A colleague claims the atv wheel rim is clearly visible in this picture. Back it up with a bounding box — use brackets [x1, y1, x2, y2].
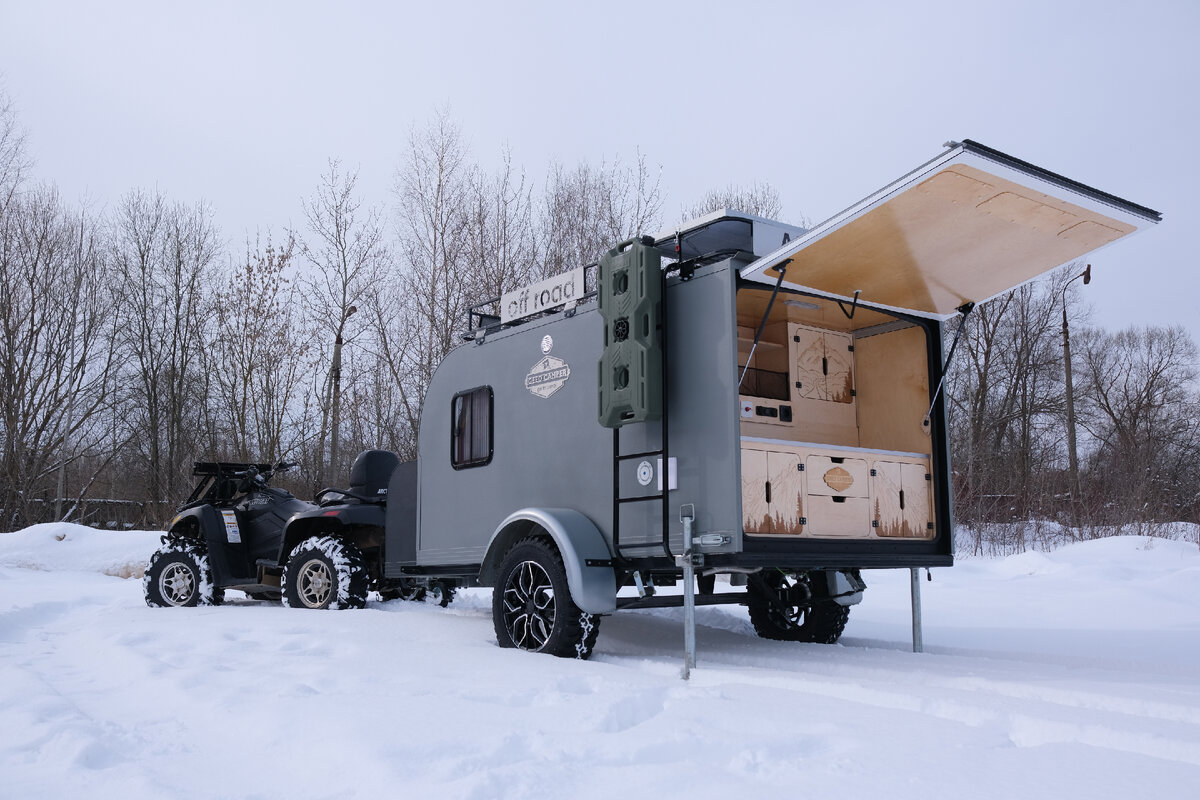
[159, 562, 196, 606]
[297, 559, 334, 608]
[502, 560, 555, 651]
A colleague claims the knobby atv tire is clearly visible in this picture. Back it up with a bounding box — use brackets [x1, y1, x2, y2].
[143, 542, 224, 607]
[492, 537, 600, 659]
[282, 535, 368, 610]
[747, 570, 850, 644]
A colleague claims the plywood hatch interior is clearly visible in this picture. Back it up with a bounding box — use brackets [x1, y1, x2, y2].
[741, 141, 1160, 318]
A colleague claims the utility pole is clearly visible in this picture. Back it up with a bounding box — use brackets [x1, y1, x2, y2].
[329, 304, 357, 485]
[1061, 264, 1090, 532]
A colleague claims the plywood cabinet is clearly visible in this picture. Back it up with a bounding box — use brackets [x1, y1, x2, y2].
[740, 449, 805, 535]
[742, 439, 934, 541]
[789, 323, 855, 404]
[872, 460, 932, 538]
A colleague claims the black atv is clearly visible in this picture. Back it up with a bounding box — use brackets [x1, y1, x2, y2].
[144, 461, 312, 607]
[282, 449, 456, 608]
[144, 450, 450, 610]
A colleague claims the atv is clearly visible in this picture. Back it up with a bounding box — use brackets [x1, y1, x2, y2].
[144, 461, 312, 607]
[144, 450, 452, 610]
[282, 449, 456, 609]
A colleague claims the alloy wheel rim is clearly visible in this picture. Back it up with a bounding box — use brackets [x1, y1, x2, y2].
[159, 562, 196, 605]
[297, 558, 334, 608]
[502, 560, 556, 650]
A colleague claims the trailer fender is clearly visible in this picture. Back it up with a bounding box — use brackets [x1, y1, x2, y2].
[480, 508, 616, 614]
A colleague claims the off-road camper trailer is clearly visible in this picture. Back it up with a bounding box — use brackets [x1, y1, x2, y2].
[374, 140, 1160, 659]
[155, 140, 1153, 661]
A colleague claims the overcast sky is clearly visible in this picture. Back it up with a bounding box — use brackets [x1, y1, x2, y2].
[2, 0, 1196, 339]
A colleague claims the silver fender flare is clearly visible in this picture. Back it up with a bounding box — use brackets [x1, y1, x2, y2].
[480, 508, 616, 614]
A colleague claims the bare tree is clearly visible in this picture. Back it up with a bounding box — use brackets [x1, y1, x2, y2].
[0, 90, 31, 212]
[203, 233, 313, 462]
[0, 186, 117, 528]
[946, 266, 1087, 536]
[684, 181, 785, 221]
[375, 109, 474, 453]
[111, 190, 219, 524]
[465, 145, 537, 304]
[1078, 324, 1200, 526]
[298, 159, 388, 487]
[537, 151, 662, 278]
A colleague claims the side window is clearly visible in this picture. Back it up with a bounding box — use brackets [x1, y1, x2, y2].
[451, 386, 493, 469]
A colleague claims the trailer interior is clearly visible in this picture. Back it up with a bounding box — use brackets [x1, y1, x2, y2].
[736, 288, 937, 542]
[732, 139, 1161, 550]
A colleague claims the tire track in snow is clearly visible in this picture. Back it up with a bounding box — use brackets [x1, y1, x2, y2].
[679, 664, 1200, 767]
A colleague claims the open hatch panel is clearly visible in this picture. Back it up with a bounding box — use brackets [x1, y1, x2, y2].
[740, 140, 1161, 318]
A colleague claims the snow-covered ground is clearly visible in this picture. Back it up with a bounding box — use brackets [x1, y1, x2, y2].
[2, 524, 1198, 798]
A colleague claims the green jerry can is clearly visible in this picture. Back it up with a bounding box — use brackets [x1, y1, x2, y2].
[597, 237, 663, 427]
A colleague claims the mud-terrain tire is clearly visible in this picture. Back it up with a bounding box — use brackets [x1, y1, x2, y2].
[747, 570, 850, 644]
[282, 535, 368, 610]
[492, 537, 600, 659]
[144, 543, 224, 607]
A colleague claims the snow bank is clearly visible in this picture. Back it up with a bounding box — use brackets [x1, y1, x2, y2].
[957, 520, 1200, 557]
[0, 522, 160, 578]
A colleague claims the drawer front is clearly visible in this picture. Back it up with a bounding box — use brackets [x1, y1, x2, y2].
[805, 495, 872, 538]
[805, 456, 870, 497]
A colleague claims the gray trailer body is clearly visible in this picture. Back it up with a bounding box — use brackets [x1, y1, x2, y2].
[410, 257, 748, 562]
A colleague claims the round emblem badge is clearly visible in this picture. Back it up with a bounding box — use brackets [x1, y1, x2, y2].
[540, 335, 553, 354]
[636, 460, 654, 486]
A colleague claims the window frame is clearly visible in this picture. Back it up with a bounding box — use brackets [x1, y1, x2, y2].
[450, 385, 494, 470]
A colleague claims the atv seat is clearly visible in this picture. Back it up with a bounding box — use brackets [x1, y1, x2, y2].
[318, 449, 400, 506]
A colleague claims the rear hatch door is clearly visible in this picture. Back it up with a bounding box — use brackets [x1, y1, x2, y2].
[740, 140, 1161, 317]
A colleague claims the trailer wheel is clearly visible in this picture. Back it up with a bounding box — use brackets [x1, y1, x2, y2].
[747, 570, 850, 644]
[144, 543, 224, 608]
[282, 535, 368, 610]
[492, 538, 600, 659]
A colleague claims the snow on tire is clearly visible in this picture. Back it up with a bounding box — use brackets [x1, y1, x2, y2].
[492, 537, 601, 659]
[282, 535, 368, 610]
[143, 542, 224, 608]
